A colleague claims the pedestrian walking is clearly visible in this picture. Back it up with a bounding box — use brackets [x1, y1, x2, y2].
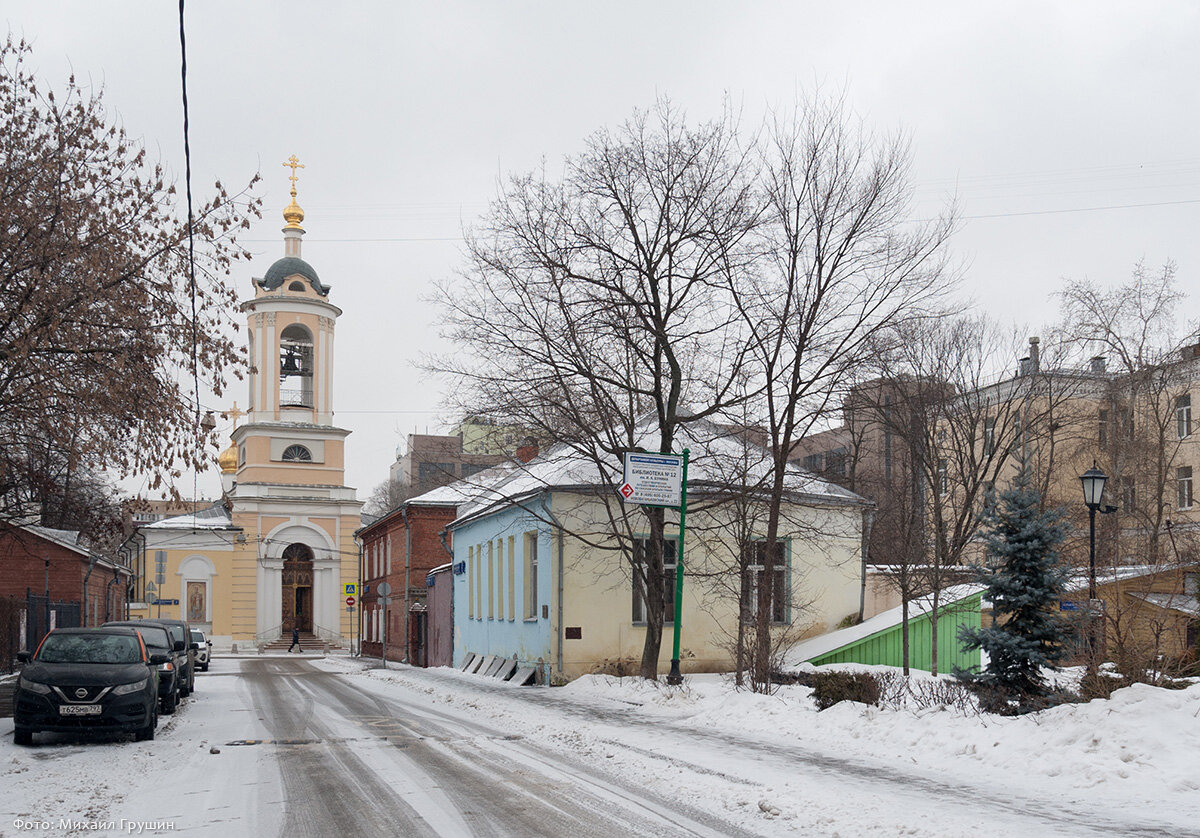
[288, 626, 302, 653]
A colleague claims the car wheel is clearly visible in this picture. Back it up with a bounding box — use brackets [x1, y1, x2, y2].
[14, 728, 33, 747]
[162, 691, 177, 715]
[179, 677, 190, 698]
[201, 664, 209, 672]
[135, 710, 155, 742]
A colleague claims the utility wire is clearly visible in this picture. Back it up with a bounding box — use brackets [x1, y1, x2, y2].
[178, 0, 201, 524]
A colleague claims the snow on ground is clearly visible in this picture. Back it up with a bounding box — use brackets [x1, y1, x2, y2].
[0, 656, 283, 837]
[316, 657, 1200, 835]
[2, 654, 1197, 836]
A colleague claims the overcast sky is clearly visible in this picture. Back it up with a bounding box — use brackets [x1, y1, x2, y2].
[8, 1, 1200, 500]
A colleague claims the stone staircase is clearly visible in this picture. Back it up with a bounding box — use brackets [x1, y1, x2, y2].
[257, 632, 333, 654]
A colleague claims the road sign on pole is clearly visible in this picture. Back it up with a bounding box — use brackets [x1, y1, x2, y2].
[346, 596, 356, 607]
[619, 452, 684, 507]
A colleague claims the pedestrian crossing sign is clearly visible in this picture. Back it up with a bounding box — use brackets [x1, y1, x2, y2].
[343, 583, 356, 596]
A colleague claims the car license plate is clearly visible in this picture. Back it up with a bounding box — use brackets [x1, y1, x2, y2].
[59, 704, 102, 716]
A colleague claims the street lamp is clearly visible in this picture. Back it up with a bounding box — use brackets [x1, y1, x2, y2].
[1079, 463, 1114, 671]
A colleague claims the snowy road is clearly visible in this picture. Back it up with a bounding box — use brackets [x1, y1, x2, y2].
[2, 655, 1198, 837]
[242, 657, 749, 837]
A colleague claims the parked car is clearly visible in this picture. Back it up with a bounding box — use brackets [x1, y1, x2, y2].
[12, 627, 164, 746]
[190, 629, 212, 672]
[103, 621, 183, 714]
[142, 619, 196, 696]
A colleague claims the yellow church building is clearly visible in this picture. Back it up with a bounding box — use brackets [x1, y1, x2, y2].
[132, 162, 363, 650]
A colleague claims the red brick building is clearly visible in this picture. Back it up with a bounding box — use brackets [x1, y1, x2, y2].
[0, 524, 132, 628]
[359, 496, 458, 664]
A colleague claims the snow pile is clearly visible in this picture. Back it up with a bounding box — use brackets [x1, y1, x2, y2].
[330, 657, 1200, 833]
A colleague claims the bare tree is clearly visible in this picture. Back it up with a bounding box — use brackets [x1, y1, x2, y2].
[730, 98, 956, 688]
[1057, 261, 1200, 683]
[861, 317, 1085, 675]
[0, 38, 261, 526]
[432, 99, 761, 679]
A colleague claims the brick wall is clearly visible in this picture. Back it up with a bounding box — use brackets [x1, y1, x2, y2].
[360, 504, 456, 661]
[0, 527, 127, 625]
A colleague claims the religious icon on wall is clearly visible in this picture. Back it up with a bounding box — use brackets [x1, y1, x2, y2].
[187, 581, 206, 623]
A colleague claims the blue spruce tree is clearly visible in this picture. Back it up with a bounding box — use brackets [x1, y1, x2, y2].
[957, 467, 1071, 710]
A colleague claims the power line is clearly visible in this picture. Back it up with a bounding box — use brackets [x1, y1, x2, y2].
[178, 0, 200, 520]
[961, 197, 1200, 221]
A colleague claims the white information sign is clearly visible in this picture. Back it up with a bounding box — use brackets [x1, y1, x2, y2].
[619, 452, 683, 507]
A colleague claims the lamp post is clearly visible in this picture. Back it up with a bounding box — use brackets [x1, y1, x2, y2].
[1079, 463, 1110, 673]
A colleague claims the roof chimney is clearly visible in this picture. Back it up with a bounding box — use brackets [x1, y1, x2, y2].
[1090, 355, 1107, 374]
[1028, 336, 1039, 372]
[515, 437, 539, 464]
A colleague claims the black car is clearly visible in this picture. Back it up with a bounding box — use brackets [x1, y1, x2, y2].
[103, 621, 183, 714]
[141, 620, 196, 697]
[13, 627, 165, 746]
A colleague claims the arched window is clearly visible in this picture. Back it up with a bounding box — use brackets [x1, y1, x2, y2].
[282, 444, 312, 462]
[282, 543, 314, 563]
[288, 281, 306, 292]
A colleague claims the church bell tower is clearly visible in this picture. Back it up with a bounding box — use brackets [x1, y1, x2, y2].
[224, 157, 362, 644]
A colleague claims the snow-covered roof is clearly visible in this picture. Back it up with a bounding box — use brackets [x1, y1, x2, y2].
[1126, 591, 1200, 617]
[144, 502, 234, 530]
[1063, 564, 1197, 594]
[788, 584, 985, 664]
[24, 524, 85, 553]
[419, 416, 867, 530]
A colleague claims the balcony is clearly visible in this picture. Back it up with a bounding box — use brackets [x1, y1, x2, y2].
[279, 389, 313, 408]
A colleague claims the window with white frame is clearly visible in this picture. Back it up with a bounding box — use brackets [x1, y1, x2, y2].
[487, 541, 494, 620]
[468, 545, 475, 619]
[1178, 466, 1194, 510]
[741, 540, 788, 624]
[632, 537, 677, 624]
[983, 416, 997, 456]
[507, 535, 516, 620]
[524, 532, 538, 619]
[496, 538, 504, 621]
[1178, 394, 1192, 440]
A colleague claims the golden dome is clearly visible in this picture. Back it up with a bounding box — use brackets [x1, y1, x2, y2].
[218, 442, 239, 475]
[283, 191, 305, 229]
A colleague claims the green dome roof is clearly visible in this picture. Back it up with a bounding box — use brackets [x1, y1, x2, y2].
[257, 256, 330, 296]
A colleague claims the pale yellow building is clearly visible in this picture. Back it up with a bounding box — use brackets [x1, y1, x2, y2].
[134, 164, 362, 649]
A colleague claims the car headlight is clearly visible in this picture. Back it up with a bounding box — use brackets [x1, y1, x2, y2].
[18, 675, 51, 695]
[157, 661, 174, 671]
[113, 677, 149, 695]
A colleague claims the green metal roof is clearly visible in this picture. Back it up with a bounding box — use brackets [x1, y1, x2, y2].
[257, 256, 330, 296]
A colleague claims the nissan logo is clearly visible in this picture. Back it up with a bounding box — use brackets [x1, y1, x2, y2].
[74, 688, 88, 699]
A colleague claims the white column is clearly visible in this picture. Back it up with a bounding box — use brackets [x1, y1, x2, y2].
[258, 557, 284, 637]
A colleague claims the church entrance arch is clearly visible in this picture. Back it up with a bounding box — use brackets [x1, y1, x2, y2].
[281, 543, 314, 632]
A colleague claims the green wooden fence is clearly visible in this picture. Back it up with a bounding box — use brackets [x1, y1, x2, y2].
[806, 592, 982, 673]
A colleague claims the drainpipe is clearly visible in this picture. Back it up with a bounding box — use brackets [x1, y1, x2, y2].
[858, 507, 876, 624]
[401, 505, 412, 664]
[538, 492, 565, 680]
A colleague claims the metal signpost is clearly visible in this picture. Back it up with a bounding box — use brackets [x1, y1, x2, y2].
[620, 449, 690, 685]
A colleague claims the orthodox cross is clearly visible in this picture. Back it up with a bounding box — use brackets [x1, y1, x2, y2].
[224, 401, 246, 428]
[283, 155, 305, 191]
